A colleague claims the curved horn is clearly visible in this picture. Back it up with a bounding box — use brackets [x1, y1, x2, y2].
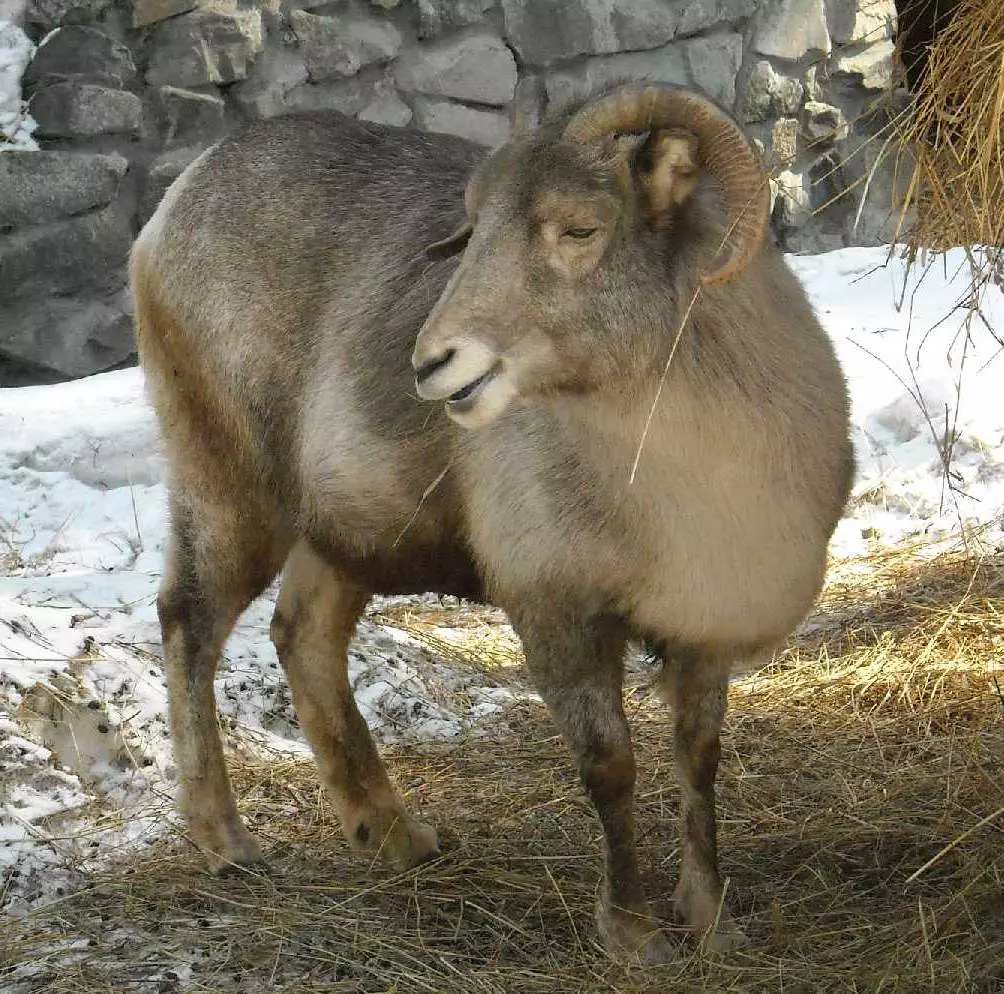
[563, 84, 770, 285]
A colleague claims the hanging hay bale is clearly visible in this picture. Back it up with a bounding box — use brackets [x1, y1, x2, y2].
[894, 0, 1004, 254]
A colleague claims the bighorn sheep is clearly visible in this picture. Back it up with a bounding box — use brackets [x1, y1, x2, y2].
[131, 82, 853, 962]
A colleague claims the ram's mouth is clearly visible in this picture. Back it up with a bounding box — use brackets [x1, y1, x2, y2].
[446, 368, 496, 411]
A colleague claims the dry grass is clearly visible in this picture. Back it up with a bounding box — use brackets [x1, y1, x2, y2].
[2, 544, 1002, 993]
[893, 0, 1004, 253]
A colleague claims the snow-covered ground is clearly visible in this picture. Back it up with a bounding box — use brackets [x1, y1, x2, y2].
[1, 246, 1002, 916]
[0, 19, 36, 150]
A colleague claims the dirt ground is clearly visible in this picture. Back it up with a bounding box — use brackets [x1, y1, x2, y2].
[2, 544, 1002, 993]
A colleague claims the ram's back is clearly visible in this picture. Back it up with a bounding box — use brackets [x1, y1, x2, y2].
[131, 113, 485, 594]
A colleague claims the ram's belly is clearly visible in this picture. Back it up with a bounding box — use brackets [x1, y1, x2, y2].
[624, 463, 833, 653]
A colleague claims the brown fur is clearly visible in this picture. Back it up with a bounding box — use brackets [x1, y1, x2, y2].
[132, 92, 853, 963]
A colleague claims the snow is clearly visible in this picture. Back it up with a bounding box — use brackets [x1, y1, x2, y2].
[0, 20, 36, 150]
[1, 245, 1002, 915]
[789, 248, 1004, 553]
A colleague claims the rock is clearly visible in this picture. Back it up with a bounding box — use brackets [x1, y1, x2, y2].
[509, 74, 546, 135]
[139, 145, 203, 223]
[413, 96, 506, 147]
[230, 43, 308, 119]
[676, 0, 756, 37]
[31, 82, 142, 138]
[158, 86, 225, 147]
[24, 0, 111, 33]
[834, 38, 894, 89]
[0, 151, 127, 229]
[772, 168, 810, 229]
[547, 45, 685, 109]
[771, 116, 800, 165]
[0, 292, 134, 381]
[290, 9, 402, 82]
[131, 0, 196, 29]
[803, 63, 820, 99]
[146, 10, 263, 88]
[685, 33, 744, 109]
[502, 0, 680, 66]
[743, 60, 804, 123]
[23, 26, 137, 91]
[836, 135, 911, 244]
[754, 0, 830, 60]
[825, 0, 896, 44]
[358, 83, 412, 126]
[417, 0, 495, 39]
[0, 204, 132, 301]
[280, 77, 374, 117]
[804, 100, 848, 142]
[546, 33, 742, 110]
[394, 30, 515, 106]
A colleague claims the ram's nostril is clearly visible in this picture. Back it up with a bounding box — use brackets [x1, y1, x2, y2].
[414, 348, 456, 383]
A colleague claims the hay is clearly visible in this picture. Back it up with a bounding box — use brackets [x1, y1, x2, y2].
[2, 545, 1002, 993]
[894, 0, 1004, 256]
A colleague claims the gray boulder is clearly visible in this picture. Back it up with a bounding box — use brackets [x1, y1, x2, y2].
[754, 0, 831, 60]
[358, 83, 413, 126]
[139, 145, 203, 224]
[230, 43, 309, 119]
[145, 10, 263, 88]
[31, 83, 142, 138]
[290, 9, 403, 82]
[804, 100, 848, 142]
[394, 30, 515, 106]
[23, 26, 137, 91]
[825, 0, 896, 44]
[834, 38, 895, 90]
[772, 167, 811, 230]
[836, 135, 910, 244]
[158, 86, 226, 147]
[546, 33, 742, 110]
[0, 292, 135, 383]
[417, 0, 496, 39]
[502, 0, 680, 66]
[676, 0, 756, 37]
[686, 33, 744, 108]
[279, 78, 376, 117]
[0, 205, 132, 301]
[24, 0, 112, 33]
[770, 116, 800, 166]
[131, 0, 196, 29]
[743, 60, 804, 123]
[0, 151, 128, 229]
[413, 96, 507, 147]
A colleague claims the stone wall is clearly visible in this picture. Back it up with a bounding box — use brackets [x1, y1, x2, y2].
[1, 0, 904, 384]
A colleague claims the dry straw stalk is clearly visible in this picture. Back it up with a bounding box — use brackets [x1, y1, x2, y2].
[2, 543, 1002, 992]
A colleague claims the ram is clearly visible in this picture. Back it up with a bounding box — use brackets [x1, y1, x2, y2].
[131, 82, 854, 962]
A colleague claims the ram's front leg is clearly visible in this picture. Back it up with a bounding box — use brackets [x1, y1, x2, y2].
[662, 651, 748, 951]
[510, 604, 679, 964]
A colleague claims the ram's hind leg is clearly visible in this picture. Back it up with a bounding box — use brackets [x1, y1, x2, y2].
[270, 541, 439, 869]
[662, 652, 748, 951]
[159, 494, 287, 872]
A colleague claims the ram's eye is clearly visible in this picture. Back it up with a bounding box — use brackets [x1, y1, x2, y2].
[564, 227, 598, 240]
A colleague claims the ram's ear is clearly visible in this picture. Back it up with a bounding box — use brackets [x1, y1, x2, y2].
[635, 128, 700, 218]
[424, 219, 473, 259]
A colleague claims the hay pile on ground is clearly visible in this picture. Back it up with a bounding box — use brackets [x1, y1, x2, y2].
[2, 543, 1002, 993]
[894, 0, 1004, 254]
